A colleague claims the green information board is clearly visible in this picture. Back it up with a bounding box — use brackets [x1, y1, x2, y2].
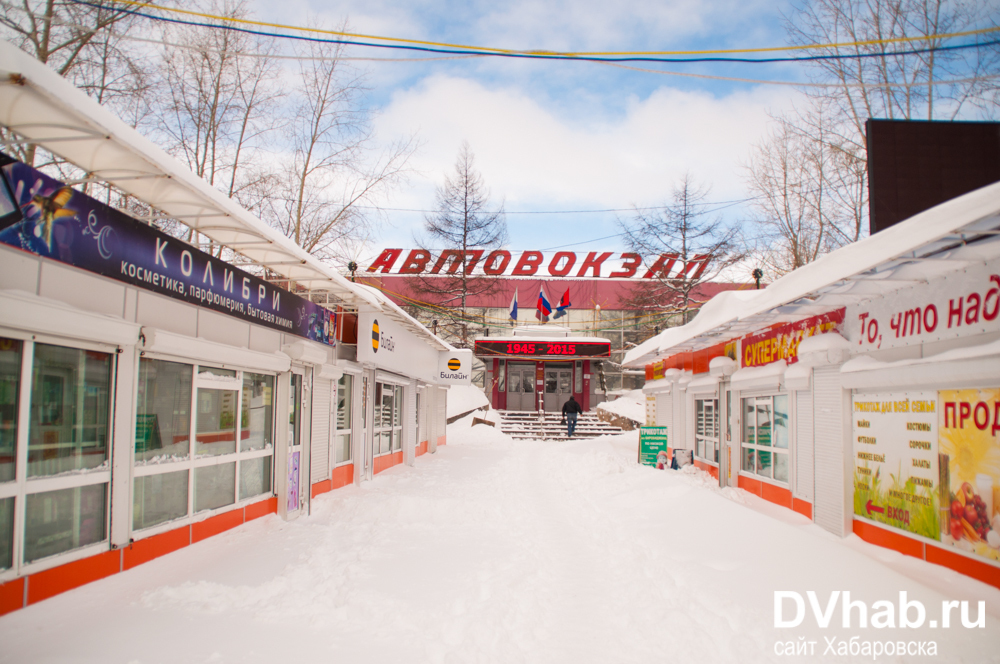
[639, 426, 669, 468]
[135, 413, 162, 454]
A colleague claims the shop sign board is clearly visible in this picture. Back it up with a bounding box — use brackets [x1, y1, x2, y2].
[639, 426, 669, 468]
[845, 260, 1000, 352]
[436, 349, 473, 385]
[367, 248, 712, 280]
[741, 309, 844, 368]
[0, 156, 334, 345]
[852, 392, 939, 539]
[357, 311, 466, 385]
[939, 388, 1000, 565]
[474, 339, 611, 359]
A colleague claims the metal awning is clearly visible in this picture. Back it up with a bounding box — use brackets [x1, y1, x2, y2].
[0, 42, 454, 351]
[0, 41, 374, 307]
[623, 180, 1000, 367]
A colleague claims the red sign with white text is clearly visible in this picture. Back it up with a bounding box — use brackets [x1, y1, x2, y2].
[367, 248, 711, 280]
[741, 309, 845, 368]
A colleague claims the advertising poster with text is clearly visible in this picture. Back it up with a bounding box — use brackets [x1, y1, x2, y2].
[638, 426, 669, 469]
[852, 392, 939, 539]
[939, 388, 1000, 565]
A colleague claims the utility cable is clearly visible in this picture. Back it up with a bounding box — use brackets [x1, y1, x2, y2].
[72, 0, 1000, 59]
[67, 0, 1000, 65]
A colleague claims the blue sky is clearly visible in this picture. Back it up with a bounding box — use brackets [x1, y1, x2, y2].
[250, 0, 811, 263]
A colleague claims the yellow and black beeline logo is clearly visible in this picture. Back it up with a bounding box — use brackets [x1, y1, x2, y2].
[447, 357, 462, 371]
[371, 319, 380, 353]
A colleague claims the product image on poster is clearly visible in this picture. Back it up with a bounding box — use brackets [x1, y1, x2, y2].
[638, 426, 668, 468]
[939, 388, 1000, 564]
[852, 392, 939, 539]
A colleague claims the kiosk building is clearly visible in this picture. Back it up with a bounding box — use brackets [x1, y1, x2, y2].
[0, 43, 467, 615]
[625, 179, 1000, 588]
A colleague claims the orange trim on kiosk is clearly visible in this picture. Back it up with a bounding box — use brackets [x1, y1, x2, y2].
[192, 509, 245, 543]
[27, 549, 121, 605]
[693, 459, 719, 479]
[374, 451, 404, 475]
[0, 577, 25, 617]
[123, 527, 190, 570]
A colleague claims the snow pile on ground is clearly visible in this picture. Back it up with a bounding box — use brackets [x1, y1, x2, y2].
[2, 428, 998, 663]
[596, 389, 644, 423]
[446, 384, 490, 419]
[447, 411, 511, 446]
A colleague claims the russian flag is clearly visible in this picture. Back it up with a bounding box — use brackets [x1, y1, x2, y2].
[536, 285, 552, 321]
[552, 288, 571, 319]
[509, 288, 518, 321]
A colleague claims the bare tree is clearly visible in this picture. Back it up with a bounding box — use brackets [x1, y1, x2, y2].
[786, 0, 1000, 138]
[618, 174, 743, 328]
[414, 141, 508, 347]
[154, 2, 281, 209]
[744, 103, 867, 276]
[1, 0, 145, 166]
[267, 33, 415, 265]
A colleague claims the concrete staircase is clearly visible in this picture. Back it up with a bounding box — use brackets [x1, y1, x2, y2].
[497, 410, 624, 440]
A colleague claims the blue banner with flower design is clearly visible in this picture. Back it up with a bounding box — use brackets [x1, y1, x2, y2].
[0, 155, 333, 345]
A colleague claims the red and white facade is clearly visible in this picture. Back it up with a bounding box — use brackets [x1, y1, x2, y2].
[474, 326, 611, 413]
[625, 180, 1000, 589]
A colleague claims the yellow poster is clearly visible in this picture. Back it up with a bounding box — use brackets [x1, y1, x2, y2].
[939, 388, 1000, 564]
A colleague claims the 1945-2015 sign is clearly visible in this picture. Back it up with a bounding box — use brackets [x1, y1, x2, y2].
[0, 155, 333, 345]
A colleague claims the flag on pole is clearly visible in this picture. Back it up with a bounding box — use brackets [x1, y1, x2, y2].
[536, 285, 552, 322]
[552, 288, 572, 319]
[509, 288, 518, 321]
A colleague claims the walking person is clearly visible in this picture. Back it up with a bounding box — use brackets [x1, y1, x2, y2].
[561, 395, 583, 437]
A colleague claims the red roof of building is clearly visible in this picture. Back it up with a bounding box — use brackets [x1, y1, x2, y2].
[359, 276, 754, 311]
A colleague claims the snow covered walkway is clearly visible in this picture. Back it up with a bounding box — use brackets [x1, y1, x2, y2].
[1, 422, 998, 663]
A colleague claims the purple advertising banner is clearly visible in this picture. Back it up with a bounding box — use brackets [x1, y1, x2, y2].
[0, 156, 334, 345]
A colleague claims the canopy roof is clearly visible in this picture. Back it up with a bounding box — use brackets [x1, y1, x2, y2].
[0, 42, 374, 305]
[624, 179, 1000, 367]
[0, 42, 450, 351]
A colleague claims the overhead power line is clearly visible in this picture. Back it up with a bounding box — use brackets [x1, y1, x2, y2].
[71, 0, 1000, 59]
[69, 0, 1000, 66]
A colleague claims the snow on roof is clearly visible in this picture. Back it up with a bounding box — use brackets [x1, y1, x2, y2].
[624, 180, 1000, 367]
[351, 283, 453, 351]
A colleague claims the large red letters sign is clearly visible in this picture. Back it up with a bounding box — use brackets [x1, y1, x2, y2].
[367, 249, 710, 280]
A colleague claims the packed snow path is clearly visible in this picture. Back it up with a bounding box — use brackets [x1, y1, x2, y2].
[2, 425, 998, 663]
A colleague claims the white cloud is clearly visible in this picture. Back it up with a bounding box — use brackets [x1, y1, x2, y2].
[376, 74, 802, 213]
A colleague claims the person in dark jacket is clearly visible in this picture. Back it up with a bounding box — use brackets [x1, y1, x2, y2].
[561, 396, 583, 437]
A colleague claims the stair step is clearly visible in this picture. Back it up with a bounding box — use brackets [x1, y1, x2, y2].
[495, 409, 624, 440]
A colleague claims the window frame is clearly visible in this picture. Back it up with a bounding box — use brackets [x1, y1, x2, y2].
[738, 391, 792, 486]
[0, 335, 117, 580]
[130, 356, 277, 540]
[373, 381, 404, 458]
[333, 373, 353, 467]
[693, 396, 720, 465]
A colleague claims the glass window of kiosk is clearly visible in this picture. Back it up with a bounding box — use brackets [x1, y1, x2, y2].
[373, 381, 404, 456]
[740, 394, 790, 484]
[132, 358, 276, 533]
[334, 374, 353, 465]
[695, 397, 720, 463]
[0, 336, 113, 570]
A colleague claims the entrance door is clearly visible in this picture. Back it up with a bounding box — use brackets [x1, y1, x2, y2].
[544, 366, 573, 412]
[505, 364, 535, 411]
[362, 372, 373, 481]
[286, 372, 305, 516]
